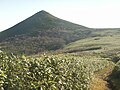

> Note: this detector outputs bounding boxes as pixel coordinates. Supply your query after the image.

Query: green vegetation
[0,51,114,90]
[64,35,120,53]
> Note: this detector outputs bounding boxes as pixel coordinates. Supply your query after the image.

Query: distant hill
[0,10,94,55]
[64,28,120,53]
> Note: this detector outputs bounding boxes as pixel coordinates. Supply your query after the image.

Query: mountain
[0,10,93,55]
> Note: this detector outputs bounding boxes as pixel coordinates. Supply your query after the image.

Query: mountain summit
[0,10,93,54]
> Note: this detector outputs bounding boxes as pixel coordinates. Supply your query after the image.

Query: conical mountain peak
[39,10,49,14]
[0,10,89,42]
[33,10,54,17]
[35,10,50,15]
[0,11,92,54]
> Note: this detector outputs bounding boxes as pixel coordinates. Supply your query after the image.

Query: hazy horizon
[1,0,120,32]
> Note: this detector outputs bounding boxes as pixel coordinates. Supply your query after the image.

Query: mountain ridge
[0,10,93,54]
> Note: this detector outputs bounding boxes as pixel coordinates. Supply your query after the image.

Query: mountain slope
[0,10,93,55]
[64,29,120,53]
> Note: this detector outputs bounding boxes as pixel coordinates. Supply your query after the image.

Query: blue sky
[0,0,120,31]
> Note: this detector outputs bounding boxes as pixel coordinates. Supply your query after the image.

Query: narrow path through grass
[90,65,115,90]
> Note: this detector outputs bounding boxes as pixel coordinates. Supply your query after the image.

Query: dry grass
[90,65,115,90]
[90,77,109,90]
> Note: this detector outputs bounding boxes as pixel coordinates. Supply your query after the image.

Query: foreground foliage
[0,52,113,90]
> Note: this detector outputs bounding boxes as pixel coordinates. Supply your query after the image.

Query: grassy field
[64,35,120,53]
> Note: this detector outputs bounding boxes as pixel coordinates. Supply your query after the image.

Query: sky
[0,0,120,32]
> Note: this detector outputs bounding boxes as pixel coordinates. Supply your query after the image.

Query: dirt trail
[90,66,114,90]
